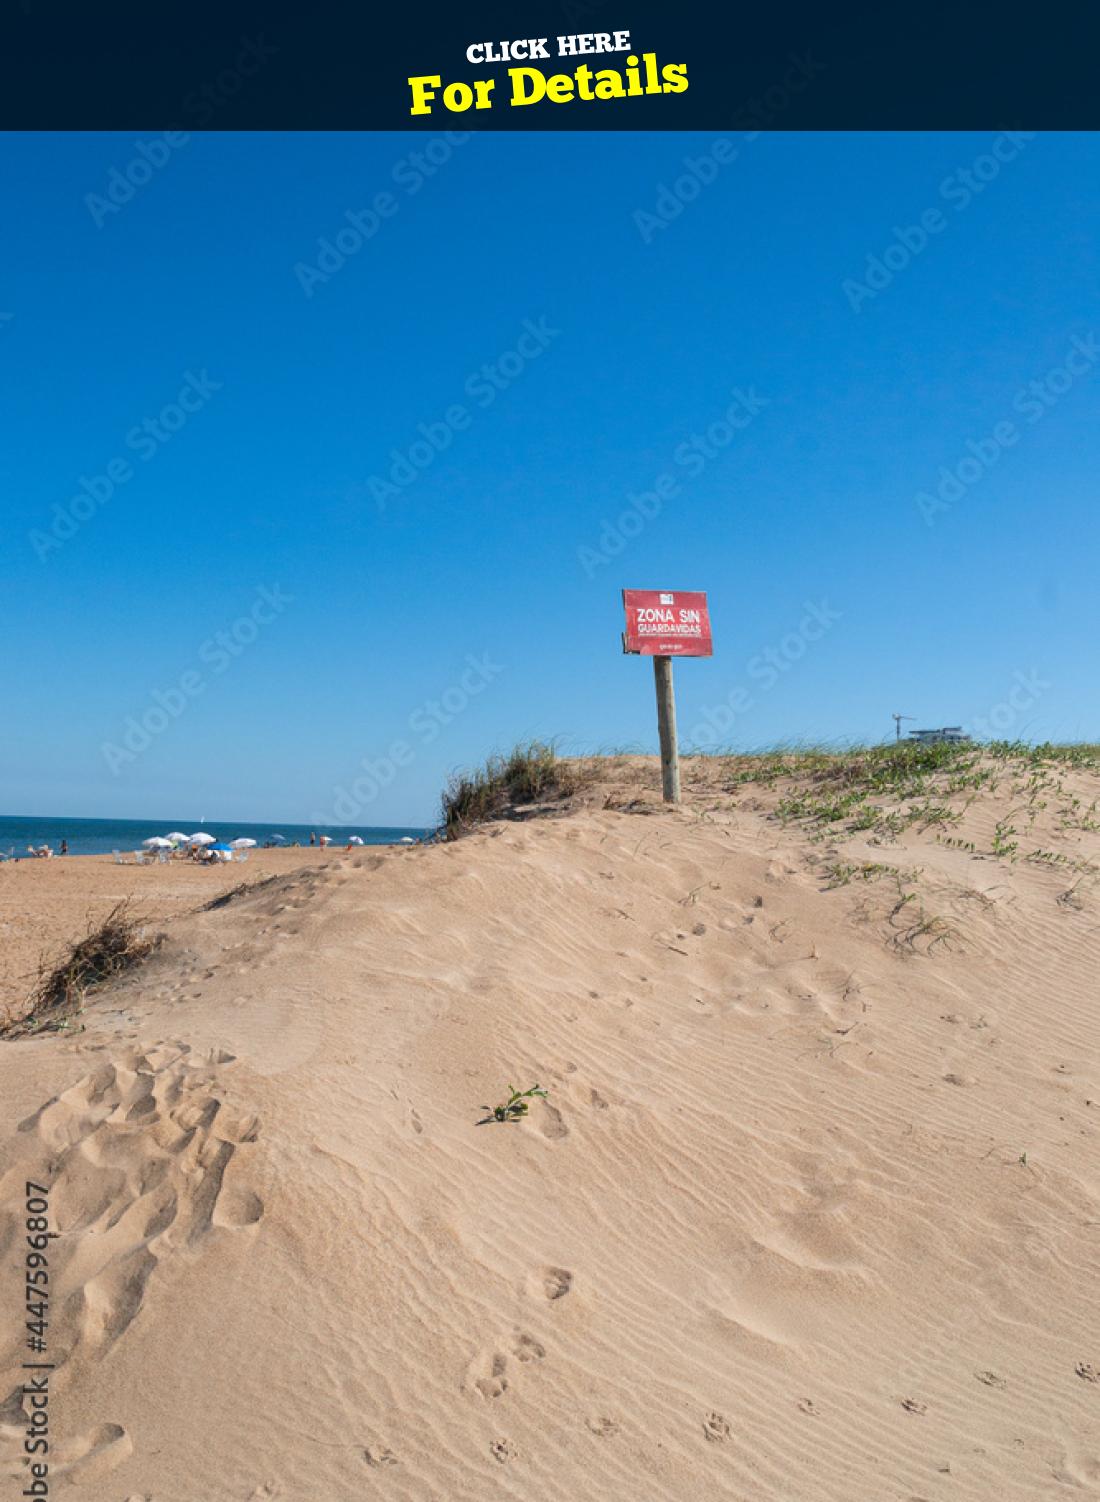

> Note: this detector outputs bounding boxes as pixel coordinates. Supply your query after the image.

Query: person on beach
[309,831,316,846]
[59,840,68,856]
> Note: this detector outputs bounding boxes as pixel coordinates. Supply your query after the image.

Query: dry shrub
[1,900,160,1041]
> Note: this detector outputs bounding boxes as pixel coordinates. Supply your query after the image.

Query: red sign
[622,589,713,656]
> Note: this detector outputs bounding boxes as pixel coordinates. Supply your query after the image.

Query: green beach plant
[480,1084,548,1124]
[441,741,581,839]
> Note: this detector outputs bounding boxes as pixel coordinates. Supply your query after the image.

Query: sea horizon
[0,813,433,858]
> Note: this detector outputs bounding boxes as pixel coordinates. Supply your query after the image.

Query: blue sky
[2,130,1098,826]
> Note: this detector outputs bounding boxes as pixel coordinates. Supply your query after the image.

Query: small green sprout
[481,1084,548,1124]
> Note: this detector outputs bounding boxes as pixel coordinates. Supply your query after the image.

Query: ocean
[0,815,432,859]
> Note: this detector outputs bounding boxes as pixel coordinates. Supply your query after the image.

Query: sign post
[621,589,713,804]
[652,654,680,802]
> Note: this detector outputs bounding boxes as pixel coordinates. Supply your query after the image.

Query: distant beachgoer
[59,840,68,856]
[309,831,316,846]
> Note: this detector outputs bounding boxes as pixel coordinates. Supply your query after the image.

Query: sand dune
[2,752,1099,1500]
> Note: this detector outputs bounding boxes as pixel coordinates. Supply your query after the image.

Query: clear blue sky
[3,131,1098,826]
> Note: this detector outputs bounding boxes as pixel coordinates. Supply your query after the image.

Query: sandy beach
[1,749,1099,1500]
[0,847,345,1025]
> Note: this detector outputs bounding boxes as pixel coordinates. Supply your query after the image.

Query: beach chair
[112,850,131,865]
[233,850,250,863]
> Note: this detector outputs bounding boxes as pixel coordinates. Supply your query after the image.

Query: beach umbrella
[268,833,286,843]
[347,835,365,845]
[166,831,188,842]
[400,836,415,843]
[210,842,233,852]
[230,838,257,848]
[189,832,216,845]
[143,837,172,848]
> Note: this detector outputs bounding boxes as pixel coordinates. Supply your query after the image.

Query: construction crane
[892,713,915,743]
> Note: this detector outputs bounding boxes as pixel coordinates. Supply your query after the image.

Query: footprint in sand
[703,1411,731,1442]
[80,1247,157,1355]
[490,1438,516,1463]
[48,1422,132,1484]
[469,1332,546,1398]
[586,1415,620,1436]
[536,1102,568,1139]
[212,1183,265,1229]
[536,1266,573,1300]
[362,1445,399,1468]
[4,1049,262,1406]
[473,1352,510,1399]
[975,1370,1007,1389]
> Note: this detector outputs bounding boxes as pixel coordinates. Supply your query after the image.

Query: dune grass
[441,741,582,840]
[716,739,1100,849]
[1,900,160,1041]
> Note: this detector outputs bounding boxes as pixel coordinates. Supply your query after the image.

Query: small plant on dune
[480,1084,548,1124]
[441,742,583,840]
[991,816,1020,860]
[2,900,160,1041]
[823,860,891,888]
[937,834,976,852]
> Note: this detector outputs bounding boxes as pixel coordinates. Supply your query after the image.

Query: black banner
[6,0,1100,128]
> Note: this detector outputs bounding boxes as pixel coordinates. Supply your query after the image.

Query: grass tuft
[2,900,160,1041]
[441,741,582,840]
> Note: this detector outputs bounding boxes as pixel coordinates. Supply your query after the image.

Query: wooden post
[653,655,681,803]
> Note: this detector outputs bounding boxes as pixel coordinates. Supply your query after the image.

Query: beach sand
[0,848,342,1023]
[1,754,1098,1500]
